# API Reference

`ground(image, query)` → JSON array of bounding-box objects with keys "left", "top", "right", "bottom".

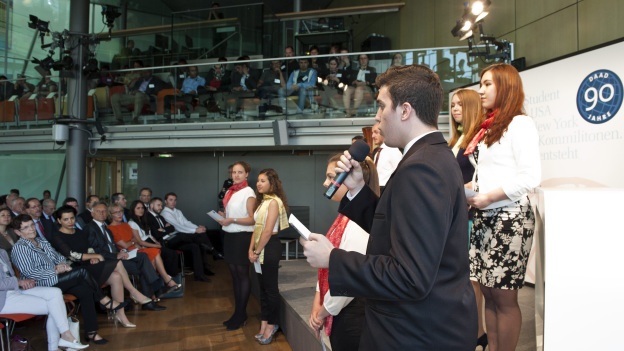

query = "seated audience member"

[
  {"left": 62, "top": 197, "right": 84, "bottom": 229},
  {"left": 318, "top": 57, "right": 345, "bottom": 112},
  {"left": 0, "top": 75, "right": 15, "bottom": 101},
  {"left": 42, "top": 189, "right": 52, "bottom": 201},
  {"left": 228, "top": 57, "right": 260, "bottom": 116},
  {"left": 309, "top": 46, "right": 327, "bottom": 75},
  {"left": 35, "top": 71, "right": 58, "bottom": 98},
  {"left": 337, "top": 49, "right": 354, "bottom": 72},
  {"left": 108, "top": 201, "right": 181, "bottom": 290},
  {"left": 86, "top": 202, "right": 166, "bottom": 311},
  {"left": 391, "top": 52, "right": 404, "bottom": 66},
  {"left": 146, "top": 197, "right": 212, "bottom": 282},
  {"left": 139, "top": 187, "right": 152, "bottom": 209},
  {"left": 163, "top": 65, "right": 205, "bottom": 121},
  {"left": 0, "top": 248, "right": 89, "bottom": 350},
  {"left": 111, "top": 192, "right": 130, "bottom": 222},
  {"left": 282, "top": 46, "right": 299, "bottom": 78},
  {"left": 50, "top": 205, "right": 151, "bottom": 328},
  {"left": 160, "top": 192, "right": 223, "bottom": 270},
  {"left": 111, "top": 68, "right": 168, "bottom": 125},
  {"left": 281, "top": 58, "right": 318, "bottom": 114},
  {"left": 78, "top": 195, "right": 99, "bottom": 228},
  {"left": 115, "top": 60, "right": 143, "bottom": 88},
  {"left": 25, "top": 198, "right": 50, "bottom": 240},
  {"left": 0, "top": 195, "right": 7, "bottom": 210},
  {"left": 167, "top": 59, "right": 188, "bottom": 89},
  {"left": 11, "top": 214, "right": 126, "bottom": 344},
  {"left": 343, "top": 54, "right": 376, "bottom": 117},
  {"left": 120, "top": 39, "right": 141, "bottom": 57},
  {"left": 97, "top": 65, "right": 117, "bottom": 87},
  {"left": 13, "top": 76, "right": 35, "bottom": 99},
  {"left": 256, "top": 60, "right": 287, "bottom": 113},
  {"left": 9, "top": 196, "right": 26, "bottom": 217},
  {"left": 42, "top": 199, "right": 57, "bottom": 223},
  {"left": 0, "top": 208, "right": 18, "bottom": 255},
  {"left": 200, "top": 57, "right": 231, "bottom": 112}
]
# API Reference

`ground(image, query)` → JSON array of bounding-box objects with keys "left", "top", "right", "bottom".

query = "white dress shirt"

[
  {"left": 161, "top": 207, "right": 198, "bottom": 234},
  {"left": 374, "top": 143, "right": 402, "bottom": 186},
  {"left": 222, "top": 187, "right": 255, "bottom": 233},
  {"left": 471, "top": 115, "right": 541, "bottom": 210}
]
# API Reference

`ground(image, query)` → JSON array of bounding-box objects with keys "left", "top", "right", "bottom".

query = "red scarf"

[
  {"left": 223, "top": 180, "right": 248, "bottom": 209},
  {"left": 464, "top": 109, "right": 498, "bottom": 155},
  {"left": 318, "top": 214, "right": 350, "bottom": 336}
]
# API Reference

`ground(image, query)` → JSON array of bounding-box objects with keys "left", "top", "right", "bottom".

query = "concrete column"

[{"left": 65, "top": 0, "right": 89, "bottom": 211}]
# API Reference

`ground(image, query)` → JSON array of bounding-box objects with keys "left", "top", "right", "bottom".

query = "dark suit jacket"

[
  {"left": 347, "top": 66, "right": 377, "bottom": 87},
  {"left": 229, "top": 68, "right": 260, "bottom": 92},
  {"left": 130, "top": 76, "right": 169, "bottom": 96},
  {"left": 145, "top": 211, "right": 175, "bottom": 242},
  {"left": 329, "top": 131, "right": 477, "bottom": 350},
  {"left": 86, "top": 221, "right": 119, "bottom": 261},
  {"left": 78, "top": 210, "right": 93, "bottom": 226}
]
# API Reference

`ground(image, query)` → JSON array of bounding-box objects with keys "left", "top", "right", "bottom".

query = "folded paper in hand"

[
  {"left": 207, "top": 210, "right": 225, "bottom": 222},
  {"left": 289, "top": 213, "right": 310, "bottom": 240}
]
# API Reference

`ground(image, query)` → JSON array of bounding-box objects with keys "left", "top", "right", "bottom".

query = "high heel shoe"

[
  {"left": 165, "top": 277, "right": 182, "bottom": 290},
  {"left": 130, "top": 295, "right": 152, "bottom": 305},
  {"left": 85, "top": 331, "right": 108, "bottom": 345},
  {"left": 114, "top": 314, "right": 137, "bottom": 328},
  {"left": 99, "top": 299, "right": 127, "bottom": 319},
  {"left": 258, "top": 325, "right": 279, "bottom": 345},
  {"left": 477, "top": 333, "right": 488, "bottom": 350}
]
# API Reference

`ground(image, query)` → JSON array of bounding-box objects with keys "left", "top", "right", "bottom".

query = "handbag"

[
  {"left": 67, "top": 315, "right": 81, "bottom": 342},
  {"left": 10, "top": 334, "right": 31, "bottom": 351}
]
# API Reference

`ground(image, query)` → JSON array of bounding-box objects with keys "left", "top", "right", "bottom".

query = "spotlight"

[
  {"left": 451, "top": 1, "right": 490, "bottom": 40},
  {"left": 28, "top": 15, "right": 50, "bottom": 33},
  {"left": 101, "top": 6, "right": 121, "bottom": 29},
  {"left": 460, "top": 30, "right": 473, "bottom": 41}
]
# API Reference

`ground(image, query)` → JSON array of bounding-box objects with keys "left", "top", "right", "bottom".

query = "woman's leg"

[
  {"left": 114, "top": 260, "right": 149, "bottom": 301},
  {"left": 351, "top": 86, "right": 366, "bottom": 113},
  {"left": 152, "top": 253, "right": 177, "bottom": 287},
  {"left": 105, "top": 271, "right": 131, "bottom": 324},
  {"left": 227, "top": 263, "right": 250, "bottom": 324},
  {"left": 260, "top": 236, "right": 282, "bottom": 339},
  {"left": 481, "top": 285, "right": 521, "bottom": 351},
  {"left": 343, "top": 88, "right": 353, "bottom": 115},
  {"left": 472, "top": 280, "right": 486, "bottom": 338}
]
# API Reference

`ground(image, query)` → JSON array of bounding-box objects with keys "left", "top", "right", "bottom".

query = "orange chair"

[
  {"left": 108, "top": 85, "right": 126, "bottom": 107},
  {"left": 0, "top": 100, "right": 17, "bottom": 123},
  {"left": 157, "top": 89, "right": 184, "bottom": 115},
  {"left": 18, "top": 98, "right": 36, "bottom": 123},
  {"left": 0, "top": 314, "right": 37, "bottom": 351}
]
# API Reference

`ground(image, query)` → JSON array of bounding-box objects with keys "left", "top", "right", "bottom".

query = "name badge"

[
  {"left": 274, "top": 78, "right": 281, "bottom": 84},
  {"left": 281, "top": 65, "right": 286, "bottom": 70},
  {"left": 41, "top": 84, "right": 47, "bottom": 88},
  {"left": 148, "top": 84, "right": 155, "bottom": 88},
  {"left": 363, "top": 70, "right": 370, "bottom": 74},
  {"left": 336, "top": 73, "right": 342, "bottom": 78},
  {"left": 302, "top": 76, "right": 308, "bottom": 81},
  {"left": 179, "top": 74, "right": 185, "bottom": 79}
]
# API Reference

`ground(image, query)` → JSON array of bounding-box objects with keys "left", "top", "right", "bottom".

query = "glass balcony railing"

[{"left": 0, "top": 45, "right": 511, "bottom": 129}]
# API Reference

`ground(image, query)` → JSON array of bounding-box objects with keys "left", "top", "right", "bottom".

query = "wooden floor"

[{"left": 15, "top": 260, "right": 293, "bottom": 351}]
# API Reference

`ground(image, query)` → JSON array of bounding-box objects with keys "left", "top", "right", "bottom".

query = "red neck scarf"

[
  {"left": 464, "top": 109, "right": 498, "bottom": 155},
  {"left": 318, "top": 214, "right": 350, "bottom": 336},
  {"left": 223, "top": 180, "right": 248, "bottom": 209}
]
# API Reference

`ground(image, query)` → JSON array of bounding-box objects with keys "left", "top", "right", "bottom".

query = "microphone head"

[{"left": 349, "top": 140, "right": 370, "bottom": 162}]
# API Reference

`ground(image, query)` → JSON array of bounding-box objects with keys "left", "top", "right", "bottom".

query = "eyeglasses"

[{"left": 110, "top": 210, "right": 123, "bottom": 215}]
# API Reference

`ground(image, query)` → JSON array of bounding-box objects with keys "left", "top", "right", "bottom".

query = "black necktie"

[
  {"left": 156, "top": 216, "right": 164, "bottom": 229},
  {"left": 101, "top": 223, "right": 116, "bottom": 253}
]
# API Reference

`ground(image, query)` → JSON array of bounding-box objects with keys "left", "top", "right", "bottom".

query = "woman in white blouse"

[
  {"left": 216, "top": 161, "right": 256, "bottom": 331},
  {"left": 308, "top": 154, "right": 379, "bottom": 351},
  {"left": 464, "top": 63, "right": 541, "bottom": 351}
]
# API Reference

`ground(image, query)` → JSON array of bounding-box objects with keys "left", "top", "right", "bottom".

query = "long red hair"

[{"left": 466, "top": 63, "right": 525, "bottom": 147}]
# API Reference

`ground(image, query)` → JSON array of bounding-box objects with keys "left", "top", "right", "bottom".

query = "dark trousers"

[
  {"left": 166, "top": 233, "right": 208, "bottom": 279},
  {"left": 55, "top": 267, "right": 105, "bottom": 333},
  {"left": 147, "top": 238, "right": 179, "bottom": 275},
  {"left": 163, "top": 94, "right": 194, "bottom": 117},
  {"left": 121, "top": 252, "right": 159, "bottom": 296},
  {"left": 256, "top": 235, "right": 281, "bottom": 325},
  {"left": 329, "top": 298, "right": 366, "bottom": 351}
]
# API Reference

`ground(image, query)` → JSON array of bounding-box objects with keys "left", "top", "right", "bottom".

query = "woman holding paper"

[
  {"left": 108, "top": 203, "right": 181, "bottom": 292},
  {"left": 465, "top": 63, "right": 540, "bottom": 351},
  {"left": 216, "top": 161, "right": 256, "bottom": 331},
  {"left": 249, "top": 168, "right": 289, "bottom": 345},
  {"left": 51, "top": 205, "right": 146, "bottom": 328},
  {"left": 308, "top": 154, "right": 378, "bottom": 351}
]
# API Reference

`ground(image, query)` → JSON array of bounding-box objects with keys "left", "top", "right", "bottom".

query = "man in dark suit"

[
  {"left": 302, "top": 64, "right": 477, "bottom": 350},
  {"left": 110, "top": 67, "right": 169, "bottom": 125},
  {"left": 77, "top": 195, "right": 99, "bottom": 229},
  {"left": 86, "top": 202, "right": 166, "bottom": 311},
  {"left": 145, "top": 197, "right": 211, "bottom": 282}
]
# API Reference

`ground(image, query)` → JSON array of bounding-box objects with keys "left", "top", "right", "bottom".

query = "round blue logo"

[{"left": 576, "top": 69, "right": 622, "bottom": 124}]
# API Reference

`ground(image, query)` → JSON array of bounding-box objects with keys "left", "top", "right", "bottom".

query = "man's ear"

[{"left": 400, "top": 102, "right": 412, "bottom": 121}]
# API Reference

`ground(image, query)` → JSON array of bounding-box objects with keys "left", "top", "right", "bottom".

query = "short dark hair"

[
  {"left": 55, "top": 205, "right": 77, "bottom": 221},
  {"left": 11, "top": 214, "right": 32, "bottom": 231},
  {"left": 298, "top": 58, "right": 311, "bottom": 64},
  {"left": 352, "top": 135, "right": 366, "bottom": 143},
  {"left": 149, "top": 197, "right": 163, "bottom": 205},
  {"left": 111, "top": 193, "right": 124, "bottom": 204},
  {"left": 309, "top": 45, "right": 319, "bottom": 53},
  {"left": 25, "top": 198, "right": 40, "bottom": 208},
  {"left": 375, "top": 64, "right": 443, "bottom": 128},
  {"left": 139, "top": 187, "right": 152, "bottom": 196},
  {"left": 86, "top": 194, "right": 99, "bottom": 204},
  {"left": 235, "top": 56, "right": 250, "bottom": 68},
  {"left": 10, "top": 189, "right": 19, "bottom": 195},
  {"left": 62, "top": 197, "right": 79, "bottom": 206},
  {"left": 164, "top": 192, "right": 177, "bottom": 201},
  {"left": 218, "top": 57, "right": 228, "bottom": 62}
]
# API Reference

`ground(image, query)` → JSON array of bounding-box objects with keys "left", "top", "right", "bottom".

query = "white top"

[
  {"left": 128, "top": 220, "right": 149, "bottom": 241},
  {"left": 374, "top": 143, "right": 402, "bottom": 186},
  {"left": 161, "top": 207, "right": 198, "bottom": 233},
  {"left": 222, "top": 187, "right": 256, "bottom": 233},
  {"left": 471, "top": 115, "right": 541, "bottom": 210},
  {"left": 253, "top": 199, "right": 279, "bottom": 233},
  {"left": 315, "top": 219, "right": 369, "bottom": 316},
  {"left": 452, "top": 134, "right": 465, "bottom": 157}
]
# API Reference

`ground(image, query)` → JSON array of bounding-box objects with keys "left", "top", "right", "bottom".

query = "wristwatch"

[{"left": 234, "top": 218, "right": 237, "bottom": 223}]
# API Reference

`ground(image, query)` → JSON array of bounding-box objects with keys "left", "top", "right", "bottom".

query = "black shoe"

[
  {"left": 211, "top": 248, "right": 225, "bottom": 260},
  {"left": 141, "top": 302, "right": 166, "bottom": 311},
  {"left": 204, "top": 269, "right": 216, "bottom": 276},
  {"left": 194, "top": 276, "right": 211, "bottom": 282}
]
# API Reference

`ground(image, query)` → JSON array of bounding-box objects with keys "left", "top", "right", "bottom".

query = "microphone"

[{"left": 324, "top": 140, "right": 371, "bottom": 199}]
